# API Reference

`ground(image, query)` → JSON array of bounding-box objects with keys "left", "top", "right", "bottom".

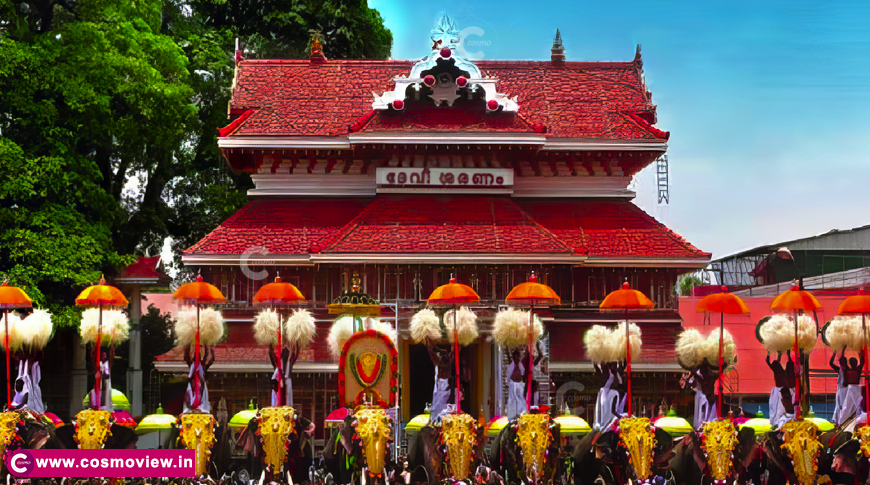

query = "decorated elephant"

[
  {"left": 55, "top": 409, "right": 137, "bottom": 450},
  {"left": 321, "top": 406, "right": 394, "bottom": 485},
  {"left": 0, "top": 408, "right": 66, "bottom": 477},
  {"left": 759, "top": 420, "right": 858, "bottom": 485},
  {"left": 235, "top": 406, "right": 314, "bottom": 484},
  {"left": 407, "top": 413, "right": 486, "bottom": 484},
  {"left": 668, "top": 422, "right": 760, "bottom": 485},
  {"left": 573, "top": 419, "right": 675, "bottom": 485},
  {"left": 488, "top": 411, "right": 562, "bottom": 485}
]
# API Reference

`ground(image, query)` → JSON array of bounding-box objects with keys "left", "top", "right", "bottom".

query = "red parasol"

[
  {"left": 599, "top": 281, "right": 654, "bottom": 416},
  {"left": 0, "top": 281, "right": 32, "bottom": 407},
  {"left": 76, "top": 276, "right": 128, "bottom": 410},
  {"left": 837, "top": 289, "right": 870, "bottom": 419},
  {"left": 696, "top": 287, "right": 750, "bottom": 419},
  {"left": 428, "top": 275, "right": 480, "bottom": 414},
  {"left": 506, "top": 272, "right": 560, "bottom": 411},
  {"left": 173, "top": 275, "right": 227, "bottom": 384},
  {"left": 770, "top": 286, "right": 821, "bottom": 419},
  {"left": 252, "top": 274, "right": 305, "bottom": 407}
]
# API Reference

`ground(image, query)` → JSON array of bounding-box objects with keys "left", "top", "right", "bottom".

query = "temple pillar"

[
  {"left": 127, "top": 285, "right": 143, "bottom": 415},
  {"left": 70, "top": 333, "right": 88, "bottom": 417}
]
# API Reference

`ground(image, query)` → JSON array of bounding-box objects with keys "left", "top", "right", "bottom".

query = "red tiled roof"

[
  {"left": 186, "top": 196, "right": 708, "bottom": 260},
  {"left": 116, "top": 256, "right": 171, "bottom": 283},
  {"left": 226, "top": 59, "right": 666, "bottom": 140},
  {"left": 515, "top": 199, "right": 710, "bottom": 259},
  {"left": 326, "top": 195, "right": 571, "bottom": 253},
  {"left": 184, "top": 198, "right": 372, "bottom": 255}
]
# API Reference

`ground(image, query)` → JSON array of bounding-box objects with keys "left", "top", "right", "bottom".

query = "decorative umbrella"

[
  {"left": 770, "top": 286, "right": 822, "bottom": 418},
  {"left": 553, "top": 411, "right": 591, "bottom": 436},
  {"left": 81, "top": 388, "right": 131, "bottom": 411},
  {"left": 599, "top": 281, "right": 654, "bottom": 415},
  {"left": 328, "top": 272, "right": 381, "bottom": 332},
  {"left": 506, "top": 272, "right": 560, "bottom": 411},
  {"left": 112, "top": 410, "right": 137, "bottom": 428},
  {"left": 837, "top": 289, "right": 870, "bottom": 419},
  {"left": 325, "top": 407, "right": 351, "bottom": 425},
  {"left": 485, "top": 416, "right": 509, "bottom": 438},
  {"left": 404, "top": 413, "right": 431, "bottom": 433},
  {"left": 135, "top": 406, "right": 176, "bottom": 449},
  {"left": 0, "top": 281, "right": 32, "bottom": 406},
  {"left": 696, "top": 287, "right": 750, "bottom": 419},
  {"left": 739, "top": 418, "right": 772, "bottom": 433},
  {"left": 173, "top": 274, "right": 226, "bottom": 378},
  {"left": 253, "top": 274, "right": 306, "bottom": 407},
  {"left": 652, "top": 413, "right": 693, "bottom": 437},
  {"left": 76, "top": 277, "right": 128, "bottom": 410},
  {"left": 803, "top": 408, "right": 834, "bottom": 432},
  {"left": 428, "top": 275, "right": 480, "bottom": 414},
  {"left": 229, "top": 401, "right": 258, "bottom": 429}
]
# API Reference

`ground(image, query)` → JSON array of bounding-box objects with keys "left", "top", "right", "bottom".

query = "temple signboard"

[{"left": 376, "top": 167, "right": 513, "bottom": 193}]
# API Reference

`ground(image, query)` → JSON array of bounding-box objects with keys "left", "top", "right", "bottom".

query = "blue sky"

[{"left": 368, "top": 0, "right": 870, "bottom": 259}]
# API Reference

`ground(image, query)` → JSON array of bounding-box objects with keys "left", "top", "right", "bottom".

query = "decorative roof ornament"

[
  {"left": 309, "top": 29, "right": 326, "bottom": 62},
  {"left": 551, "top": 29, "right": 565, "bottom": 63},
  {"left": 372, "top": 14, "right": 518, "bottom": 113}
]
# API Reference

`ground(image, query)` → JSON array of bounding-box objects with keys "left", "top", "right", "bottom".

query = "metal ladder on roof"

[{"left": 656, "top": 155, "right": 669, "bottom": 204}]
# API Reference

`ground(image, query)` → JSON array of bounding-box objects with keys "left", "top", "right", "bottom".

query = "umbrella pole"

[
  {"left": 793, "top": 309, "right": 800, "bottom": 419},
  {"left": 718, "top": 311, "right": 724, "bottom": 420},
  {"left": 454, "top": 304, "right": 460, "bottom": 414},
  {"left": 625, "top": 309, "right": 631, "bottom": 416},
  {"left": 4, "top": 310, "right": 9, "bottom": 407},
  {"left": 95, "top": 301, "right": 103, "bottom": 410},
  {"left": 277, "top": 308, "right": 283, "bottom": 407},
  {"left": 527, "top": 306, "right": 534, "bottom": 412}
]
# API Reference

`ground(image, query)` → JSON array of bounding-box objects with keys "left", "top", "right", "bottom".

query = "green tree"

[{"left": 678, "top": 274, "right": 704, "bottom": 297}]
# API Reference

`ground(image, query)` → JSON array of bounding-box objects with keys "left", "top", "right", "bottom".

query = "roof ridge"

[{"left": 320, "top": 197, "right": 381, "bottom": 252}]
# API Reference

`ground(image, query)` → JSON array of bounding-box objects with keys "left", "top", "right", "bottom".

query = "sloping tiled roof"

[
  {"left": 515, "top": 199, "right": 710, "bottom": 259},
  {"left": 224, "top": 59, "right": 666, "bottom": 140},
  {"left": 115, "top": 256, "right": 171, "bottom": 283},
  {"left": 186, "top": 196, "right": 707, "bottom": 260}
]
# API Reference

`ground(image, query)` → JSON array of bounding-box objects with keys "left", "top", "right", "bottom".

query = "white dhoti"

[
  {"left": 506, "top": 380, "right": 526, "bottom": 420},
  {"left": 693, "top": 390, "right": 716, "bottom": 429},
  {"left": 30, "top": 361, "right": 43, "bottom": 414},
  {"left": 772, "top": 388, "right": 795, "bottom": 428},
  {"left": 432, "top": 371, "right": 451, "bottom": 419},
  {"left": 594, "top": 374, "right": 618, "bottom": 429},
  {"left": 271, "top": 367, "right": 283, "bottom": 407},
  {"left": 769, "top": 387, "right": 785, "bottom": 428},
  {"left": 833, "top": 384, "right": 863, "bottom": 425},
  {"left": 284, "top": 377, "right": 293, "bottom": 407}
]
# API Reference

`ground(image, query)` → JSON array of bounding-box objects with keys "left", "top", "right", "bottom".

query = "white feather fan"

[
  {"left": 80, "top": 308, "right": 130, "bottom": 346},
  {"left": 175, "top": 306, "right": 225, "bottom": 348},
  {"left": 443, "top": 307, "right": 479, "bottom": 346},
  {"left": 610, "top": 321, "right": 642, "bottom": 362},
  {"left": 493, "top": 308, "right": 544, "bottom": 349},
  {"left": 410, "top": 309, "right": 441, "bottom": 344},
  {"left": 0, "top": 312, "right": 23, "bottom": 352},
  {"left": 703, "top": 329, "right": 737, "bottom": 367},
  {"left": 328, "top": 316, "right": 355, "bottom": 360},
  {"left": 825, "top": 316, "right": 865, "bottom": 352},
  {"left": 20, "top": 309, "right": 53, "bottom": 351},
  {"left": 253, "top": 308, "right": 281, "bottom": 346},
  {"left": 583, "top": 325, "right": 613, "bottom": 363},
  {"left": 759, "top": 315, "right": 795, "bottom": 353},
  {"left": 367, "top": 318, "right": 396, "bottom": 348},
  {"left": 284, "top": 309, "right": 316, "bottom": 351},
  {"left": 675, "top": 329, "right": 706, "bottom": 369}
]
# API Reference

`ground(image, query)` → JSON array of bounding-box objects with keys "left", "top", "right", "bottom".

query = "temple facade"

[{"left": 155, "top": 17, "right": 710, "bottom": 444}]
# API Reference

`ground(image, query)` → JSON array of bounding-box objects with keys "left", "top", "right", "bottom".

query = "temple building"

[{"left": 155, "top": 17, "right": 710, "bottom": 443}]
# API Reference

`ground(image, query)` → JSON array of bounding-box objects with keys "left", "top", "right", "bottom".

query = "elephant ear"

[
  {"left": 654, "top": 426, "right": 673, "bottom": 450},
  {"left": 573, "top": 429, "right": 600, "bottom": 461},
  {"left": 833, "top": 433, "right": 859, "bottom": 456}
]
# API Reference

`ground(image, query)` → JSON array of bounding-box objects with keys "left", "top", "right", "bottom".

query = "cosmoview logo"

[
  {"left": 455, "top": 16, "right": 499, "bottom": 61},
  {"left": 8, "top": 450, "right": 34, "bottom": 477}
]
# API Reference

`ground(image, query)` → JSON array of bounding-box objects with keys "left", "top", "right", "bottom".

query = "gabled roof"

[
  {"left": 223, "top": 59, "right": 667, "bottom": 140},
  {"left": 184, "top": 196, "right": 708, "bottom": 263},
  {"left": 114, "top": 255, "right": 171, "bottom": 286}
]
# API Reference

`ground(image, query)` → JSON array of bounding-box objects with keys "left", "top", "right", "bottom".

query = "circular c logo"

[{"left": 8, "top": 450, "right": 34, "bottom": 476}]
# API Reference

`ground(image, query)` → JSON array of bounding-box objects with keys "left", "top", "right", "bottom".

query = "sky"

[{"left": 368, "top": 0, "right": 870, "bottom": 260}]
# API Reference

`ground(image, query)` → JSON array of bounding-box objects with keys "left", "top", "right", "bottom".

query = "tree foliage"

[{"left": 0, "top": 0, "right": 392, "bottom": 324}]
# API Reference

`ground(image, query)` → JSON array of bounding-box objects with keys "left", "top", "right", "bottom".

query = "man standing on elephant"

[
  {"left": 427, "top": 342, "right": 454, "bottom": 419},
  {"left": 831, "top": 349, "right": 864, "bottom": 425}
]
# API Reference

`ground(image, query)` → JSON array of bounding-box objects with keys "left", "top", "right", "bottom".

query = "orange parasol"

[
  {"left": 506, "top": 272, "right": 560, "bottom": 411},
  {"left": 0, "top": 281, "right": 33, "bottom": 407},
  {"left": 696, "top": 287, "right": 750, "bottom": 418},
  {"left": 428, "top": 275, "right": 480, "bottom": 414},
  {"left": 76, "top": 276, "right": 128, "bottom": 410},
  {"left": 253, "top": 274, "right": 305, "bottom": 407},
  {"left": 770, "top": 285, "right": 821, "bottom": 419},
  {"left": 837, "top": 289, "right": 870, "bottom": 419},
  {"left": 173, "top": 275, "right": 227, "bottom": 380},
  {"left": 600, "top": 281, "right": 654, "bottom": 416}
]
